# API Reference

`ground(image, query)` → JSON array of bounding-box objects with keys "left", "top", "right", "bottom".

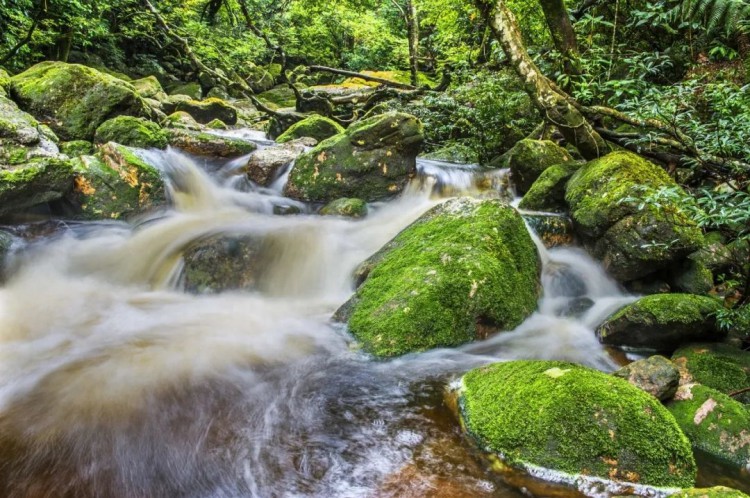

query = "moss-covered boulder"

[
  {"left": 670, "top": 258, "right": 715, "bottom": 295},
  {"left": 336, "top": 198, "right": 540, "bottom": 357},
  {"left": 168, "top": 82, "right": 202, "bottom": 100},
  {"left": 501, "top": 139, "right": 573, "bottom": 194},
  {"left": 0, "top": 68, "right": 11, "bottom": 97},
  {"left": 245, "top": 64, "right": 275, "bottom": 93},
  {"left": 518, "top": 161, "right": 580, "bottom": 212},
  {"left": 670, "top": 487, "right": 750, "bottom": 498},
  {"left": 672, "top": 344, "right": 750, "bottom": 404},
  {"left": 68, "top": 143, "right": 166, "bottom": 219},
  {"left": 597, "top": 294, "right": 724, "bottom": 352},
  {"left": 182, "top": 234, "right": 263, "bottom": 294},
  {"left": 276, "top": 115, "right": 344, "bottom": 143},
  {"left": 284, "top": 112, "right": 423, "bottom": 203},
  {"left": 166, "top": 129, "right": 256, "bottom": 158},
  {"left": 94, "top": 116, "right": 168, "bottom": 149},
  {"left": 421, "top": 143, "right": 479, "bottom": 164},
  {"left": 174, "top": 98, "right": 238, "bottom": 125},
  {"left": 163, "top": 111, "right": 201, "bottom": 131},
  {"left": 257, "top": 85, "right": 297, "bottom": 109},
  {"left": 565, "top": 151, "right": 704, "bottom": 282},
  {"left": 243, "top": 138, "right": 314, "bottom": 187},
  {"left": 206, "top": 118, "right": 228, "bottom": 130},
  {"left": 319, "top": 198, "right": 368, "bottom": 218},
  {"left": 668, "top": 384, "right": 750, "bottom": 491},
  {"left": 454, "top": 361, "right": 696, "bottom": 493},
  {"left": 10, "top": 61, "right": 148, "bottom": 141},
  {"left": 60, "top": 140, "right": 94, "bottom": 157},
  {"left": 131, "top": 75, "right": 166, "bottom": 100},
  {"left": 614, "top": 355, "right": 681, "bottom": 401},
  {"left": 0, "top": 95, "right": 75, "bottom": 216}
]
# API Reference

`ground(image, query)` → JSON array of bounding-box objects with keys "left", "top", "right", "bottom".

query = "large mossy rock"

[
  {"left": 503, "top": 139, "right": 573, "bottom": 194},
  {"left": 131, "top": 75, "right": 166, "bottom": 100},
  {"left": 276, "top": 115, "right": 344, "bottom": 144},
  {"left": 565, "top": 151, "right": 704, "bottom": 282},
  {"left": 243, "top": 138, "right": 313, "bottom": 187},
  {"left": 319, "top": 198, "right": 368, "bottom": 218},
  {"left": 518, "top": 161, "right": 580, "bottom": 212},
  {"left": 10, "top": 61, "right": 148, "bottom": 141},
  {"left": 174, "top": 98, "right": 238, "bottom": 125},
  {"left": 597, "top": 294, "right": 724, "bottom": 352},
  {"left": 166, "top": 129, "right": 256, "bottom": 158},
  {"left": 94, "top": 116, "right": 168, "bottom": 149},
  {"left": 0, "top": 68, "right": 11, "bottom": 97},
  {"left": 68, "top": 142, "right": 166, "bottom": 219},
  {"left": 455, "top": 361, "right": 697, "bottom": 492},
  {"left": 0, "top": 95, "right": 75, "bottom": 216},
  {"left": 668, "top": 384, "right": 750, "bottom": 491},
  {"left": 670, "top": 487, "right": 750, "bottom": 498},
  {"left": 284, "top": 112, "right": 423, "bottom": 203},
  {"left": 672, "top": 344, "right": 750, "bottom": 404},
  {"left": 336, "top": 198, "right": 540, "bottom": 358}
]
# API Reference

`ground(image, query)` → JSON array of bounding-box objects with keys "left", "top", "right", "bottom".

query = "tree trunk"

[
  {"left": 475, "top": 0, "right": 607, "bottom": 159},
  {"left": 405, "top": 0, "right": 420, "bottom": 86},
  {"left": 538, "top": 0, "right": 580, "bottom": 76}
]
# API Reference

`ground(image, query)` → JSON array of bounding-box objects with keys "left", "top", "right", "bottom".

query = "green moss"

[
  {"left": 519, "top": 161, "right": 581, "bottom": 212},
  {"left": 206, "top": 119, "right": 228, "bottom": 130},
  {"left": 276, "top": 115, "right": 344, "bottom": 143},
  {"left": 670, "top": 487, "right": 750, "bottom": 498},
  {"left": 168, "top": 82, "right": 202, "bottom": 99},
  {"left": 166, "top": 129, "right": 257, "bottom": 157},
  {"left": 343, "top": 198, "right": 540, "bottom": 357},
  {"left": 565, "top": 151, "right": 677, "bottom": 238},
  {"left": 597, "top": 294, "right": 724, "bottom": 351},
  {"left": 284, "top": 112, "right": 423, "bottom": 202},
  {"left": 94, "top": 116, "right": 168, "bottom": 149},
  {"left": 0, "top": 68, "right": 10, "bottom": 97},
  {"left": 131, "top": 76, "right": 165, "bottom": 100},
  {"left": 673, "top": 344, "right": 750, "bottom": 403},
  {"left": 257, "top": 86, "right": 297, "bottom": 109},
  {"left": 175, "top": 98, "right": 237, "bottom": 125},
  {"left": 319, "top": 198, "right": 368, "bottom": 218},
  {"left": 503, "top": 139, "right": 573, "bottom": 194},
  {"left": 459, "top": 360, "right": 696, "bottom": 488},
  {"left": 668, "top": 384, "right": 750, "bottom": 472},
  {"left": 0, "top": 157, "right": 75, "bottom": 215},
  {"left": 163, "top": 111, "right": 200, "bottom": 130},
  {"left": 60, "top": 140, "right": 94, "bottom": 157},
  {"left": 10, "top": 61, "right": 147, "bottom": 141},
  {"left": 421, "top": 143, "right": 480, "bottom": 164}
]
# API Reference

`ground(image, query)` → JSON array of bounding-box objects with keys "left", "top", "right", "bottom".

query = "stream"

[{"left": 0, "top": 136, "right": 636, "bottom": 497}]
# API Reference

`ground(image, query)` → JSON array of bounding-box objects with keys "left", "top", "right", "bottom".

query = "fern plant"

[{"left": 673, "top": 0, "right": 750, "bottom": 37}]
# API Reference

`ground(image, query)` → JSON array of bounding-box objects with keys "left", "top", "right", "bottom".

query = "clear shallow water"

[{"left": 0, "top": 147, "right": 632, "bottom": 497}]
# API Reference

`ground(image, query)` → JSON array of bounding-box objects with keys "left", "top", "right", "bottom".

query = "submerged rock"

[
  {"left": 166, "top": 130, "right": 256, "bottom": 158},
  {"left": 276, "top": 115, "right": 344, "bottom": 144},
  {"left": 518, "top": 161, "right": 580, "bottom": 212},
  {"left": 243, "top": 138, "right": 314, "bottom": 187},
  {"left": 597, "top": 294, "right": 724, "bottom": 352},
  {"left": 336, "top": 198, "right": 540, "bottom": 358},
  {"left": 182, "top": 234, "right": 264, "bottom": 294},
  {"left": 284, "top": 112, "right": 423, "bottom": 203},
  {"left": 672, "top": 344, "right": 750, "bottom": 404},
  {"left": 319, "top": 198, "right": 368, "bottom": 218},
  {"left": 614, "top": 355, "right": 680, "bottom": 401},
  {"left": 668, "top": 384, "right": 750, "bottom": 492},
  {"left": 68, "top": 143, "right": 166, "bottom": 219},
  {"left": 94, "top": 116, "right": 168, "bottom": 149},
  {"left": 10, "top": 61, "right": 148, "bottom": 141},
  {"left": 175, "top": 98, "right": 238, "bottom": 125},
  {"left": 502, "top": 139, "right": 573, "bottom": 194},
  {"left": 453, "top": 360, "right": 696, "bottom": 494},
  {"left": 566, "top": 151, "right": 704, "bottom": 282}
]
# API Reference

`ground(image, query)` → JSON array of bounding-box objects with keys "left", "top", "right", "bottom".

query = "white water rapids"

[{"left": 0, "top": 145, "right": 634, "bottom": 497}]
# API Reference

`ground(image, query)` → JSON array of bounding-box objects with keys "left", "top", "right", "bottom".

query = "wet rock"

[
  {"left": 131, "top": 75, "right": 166, "bottom": 101},
  {"left": 672, "top": 344, "right": 750, "bottom": 404},
  {"left": 245, "top": 63, "right": 275, "bottom": 93},
  {"left": 670, "top": 487, "right": 750, "bottom": 498},
  {"left": 670, "top": 258, "right": 715, "bottom": 295},
  {"left": 68, "top": 142, "right": 166, "bottom": 219},
  {"left": 336, "top": 198, "right": 540, "bottom": 358},
  {"left": 182, "top": 234, "right": 264, "bottom": 294},
  {"left": 273, "top": 204, "right": 301, "bottom": 216},
  {"left": 518, "top": 161, "right": 580, "bottom": 212},
  {"left": 566, "top": 151, "right": 704, "bottom": 282},
  {"left": 614, "top": 355, "right": 680, "bottom": 401},
  {"left": 319, "top": 198, "right": 368, "bottom": 218},
  {"left": 284, "top": 112, "right": 423, "bottom": 203},
  {"left": 166, "top": 130, "right": 257, "bottom": 158},
  {"left": 175, "top": 98, "right": 238, "bottom": 125},
  {"left": 94, "top": 116, "right": 168, "bottom": 149},
  {"left": 257, "top": 85, "right": 297, "bottom": 109},
  {"left": 596, "top": 294, "right": 724, "bottom": 352},
  {"left": 162, "top": 111, "right": 201, "bottom": 131},
  {"left": 243, "top": 138, "right": 314, "bottom": 187},
  {"left": 560, "top": 296, "right": 595, "bottom": 318},
  {"left": 10, "top": 61, "right": 149, "bottom": 141},
  {"left": 276, "top": 115, "right": 344, "bottom": 144},
  {"left": 168, "top": 81, "right": 202, "bottom": 100},
  {"left": 206, "top": 119, "right": 228, "bottom": 130},
  {"left": 500, "top": 139, "right": 573, "bottom": 194},
  {"left": 667, "top": 384, "right": 750, "bottom": 492},
  {"left": 421, "top": 143, "right": 479, "bottom": 164},
  {"left": 452, "top": 360, "right": 696, "bottom": 492},
  {"left": 0, "top": 95, "right": 75, "bottom": 216},
  {"left": 522, "top": 213, "right": 574, "bottom": 248}
]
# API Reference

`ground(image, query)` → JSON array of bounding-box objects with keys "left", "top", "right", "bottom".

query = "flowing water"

[{"left": 0, "top": 144, "right": 635, "bottom": 497}]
